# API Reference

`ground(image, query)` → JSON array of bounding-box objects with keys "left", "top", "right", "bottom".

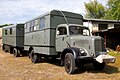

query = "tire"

[
  {"left": 10, "top": 47, "right": 13, "bottom": 54},
  {"left": 2, "top": 45, "right": 7, "bottom": 52},
  {"left": 64, "top": 53, "right": 75, "bottom": 74},
  {"left": 44, "top": 56, "right": 49, "bottom": 59},
  {"left": 60, "top": 59, "right": 64, "bottom": 66},
  {"left": 2, "top": 45, "right": 5, "bottom": 51},
  {"left": 30, "top": 50, "right": 40, "bottom": 63},
  {"left": 76, "top": 61, "right": 84, "bottom": 70},
  {"left": 93, "top": 61, "right": 105, "bottom": 70},
  {"left": 13, "top": 48, "right": 20, "bottom": 57}
]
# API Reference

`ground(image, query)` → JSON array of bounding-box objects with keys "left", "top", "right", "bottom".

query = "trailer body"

[{"left": 2, "top": 24, "right": 24, "bottom": 54}]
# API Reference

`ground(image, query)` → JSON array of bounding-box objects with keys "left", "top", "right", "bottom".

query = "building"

[
  {"left": 0, "top": 27, "right": 2, "bottom": 47},
  {"left": 84, "top": 19, "right": 120, "bottom": 50}
]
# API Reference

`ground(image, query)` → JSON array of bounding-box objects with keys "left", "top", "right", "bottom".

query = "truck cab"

[
  {"left": 56, "top": 24, "right": 103, "bottom": 58},
  {"left": 56, "top": 24, "right": 91, "bottom": 52},
  {"left": 56, "top": 24, "right": 115, "bottom": 74}
]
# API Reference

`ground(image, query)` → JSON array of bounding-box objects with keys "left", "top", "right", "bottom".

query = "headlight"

[
  {"left": 79, "top": 48, "right": 87, "bottom": 56},
  {"left": 80, "top": 49, "right": 85, "bottom": 53}
]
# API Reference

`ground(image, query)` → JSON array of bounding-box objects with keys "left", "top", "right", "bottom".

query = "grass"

[
  {"left": 108, "top": 51, "right": 120, "bottom": 56},
  {"left": 0, "top": 49, "right": 120, "bottom": 80},
  {"left": 107, "top": 50, "right": 120, "bottom": 73}
]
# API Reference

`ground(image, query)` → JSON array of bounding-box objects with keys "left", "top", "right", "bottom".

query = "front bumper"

[{"left": 95, "top": 54, "right": 116, "bottom": 63}]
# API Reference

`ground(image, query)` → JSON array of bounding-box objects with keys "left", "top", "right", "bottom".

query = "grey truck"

[{"left": 2, "top": 10, "right": 115, "bottom": 74}]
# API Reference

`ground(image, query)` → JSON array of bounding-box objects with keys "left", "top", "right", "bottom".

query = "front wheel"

[
  {"left": 64, "top": 53, "right": 75, "bottom": 74},
  {"left": 30, "top": 50, "right": 40, "bottom": 63},
  {"left": 93, "top": 61, "right": 105, "bottom": 70}
]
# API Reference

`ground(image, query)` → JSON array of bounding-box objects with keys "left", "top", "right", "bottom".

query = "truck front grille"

[{"left": 94, "top": 38, "right": 105, "bottom": 55}]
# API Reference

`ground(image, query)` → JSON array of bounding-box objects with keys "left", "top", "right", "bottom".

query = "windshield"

[{"left": 69, "top": 26, "right": 90, "bottom": 36}]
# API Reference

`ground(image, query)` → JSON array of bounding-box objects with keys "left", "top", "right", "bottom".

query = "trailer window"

[
  {"left": 24, "top": 24, "right": 27, "bottom": 29},
  {"left": 25, "top": 23, "right": 30, "bottom": 31},
  {"left": 5, "top": 29, "right": 7, "bottom": 35},
  {"left": 58, "top": 27, "right": 67, "bottom": 35},
  {"left": 34, "top": 19, "right": 39, "bottom": 30},
  {"left": 29, "top": 27, "right": 34, "bottom": 32},
  {"left": 32, "top": 20, "right": 35, "bottom": 30},
  {"left": 39, "top": 18, "right": 45, "bottom": 30},
  {"left": 29, "top": 21, "right": 34, "bottom": 32},
  {"left": 10, "top": 28, "right": 12, "bottom": 35},
  {"left": 35, "top": 19, "right": 39, "bottom": 26}
]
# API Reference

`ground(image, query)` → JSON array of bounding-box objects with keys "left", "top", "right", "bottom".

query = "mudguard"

[{"left": 62, "top": 47, "right": 80, "bottom": 59}]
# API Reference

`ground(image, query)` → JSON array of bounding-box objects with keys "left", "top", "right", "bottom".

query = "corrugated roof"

[
  {"left": 84, "top": 19, "right": 120, "bottom": 23},
  {"left": 93, "top": 26, "right": 120, "bottom": 33}
]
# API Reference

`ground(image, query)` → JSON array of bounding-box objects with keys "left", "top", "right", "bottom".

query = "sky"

[{"left": 0, "top": 0, "right": 107, "bottom": 24}]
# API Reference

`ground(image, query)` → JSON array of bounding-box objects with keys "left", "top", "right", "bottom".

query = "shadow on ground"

[
  {"left": 74, "top": 63, "right": 119, "bottom": 74},
  {"left": 39, "top": 58, "right": 119, "bottom": 74}
]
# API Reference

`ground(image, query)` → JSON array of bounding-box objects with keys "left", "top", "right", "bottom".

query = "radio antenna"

[{"left": 57, "top": 10, "right": 69, "bottom": 25}]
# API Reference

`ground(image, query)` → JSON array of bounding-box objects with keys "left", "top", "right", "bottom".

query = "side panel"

[
  {"left": 2, "top": 26, "right": 16, "bottom": 46},
  {"left": 24, "top": 29, "right": 56, "bottom": 55},
  {"left": 24, "top": 15, "right": 56, "bottom": 55}
]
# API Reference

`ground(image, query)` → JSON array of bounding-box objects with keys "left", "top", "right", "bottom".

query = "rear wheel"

[
  {"left": 93, "top": 61, "right": 105, "bottom": 70},
  {"left": 13, "top": 48, "right": 20, "bottom": 57},
  {"left": 44, "top": 56, "right": 49, "bottom": 59},
  {"left": 10, "top": 47, "right": 13, "bottom": 54},
  {"left": 3, "top": 45, "right": 8, "bottom": 52},
  {"left": 2, "top": 45, "right": 5, "bottom": 51},
  {"left": 64, "top": 53, "right": 75, "bottom": 74},
  {"left": 30, "top": 50, "right": 40, "bottom": 63}
]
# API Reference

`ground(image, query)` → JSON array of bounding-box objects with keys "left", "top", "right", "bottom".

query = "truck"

[{"left": 2, "top": 10, "right": 115, "bottom": 74}]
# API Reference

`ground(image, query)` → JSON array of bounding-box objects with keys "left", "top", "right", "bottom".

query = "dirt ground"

[{"left": 0, "top": 49, "right": 120, "bottom": 80}]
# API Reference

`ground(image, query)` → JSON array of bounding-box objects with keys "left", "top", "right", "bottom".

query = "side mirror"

[{"left": 57, "top": 31, "right": 60, "bottom": 35}]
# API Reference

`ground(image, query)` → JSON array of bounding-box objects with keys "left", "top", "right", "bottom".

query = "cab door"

[{"left": 56, "top": 26, "right": 69, "bottom": 52}]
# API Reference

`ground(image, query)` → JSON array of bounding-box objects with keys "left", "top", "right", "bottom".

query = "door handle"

[
  {"left": 32, "top": 35, "right": 33, "bottom": 39},
  {"left": 62, "top": 37, "right": 64, "bottom": 41}
]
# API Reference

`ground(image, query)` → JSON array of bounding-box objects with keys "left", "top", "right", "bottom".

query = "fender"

[{"left": 61, "top": 47, "right": 80, "bottom": 59}]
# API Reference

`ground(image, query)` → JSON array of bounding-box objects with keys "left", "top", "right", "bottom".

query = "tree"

[
  {"left": 104, "top": 0, "right": 120, "bottom": 20},
  {"left": 84, "top": 0, "right": 105, "bottom": 19},
  {"left": 0, "top": 24, "right": 13, "bottom": 27}
]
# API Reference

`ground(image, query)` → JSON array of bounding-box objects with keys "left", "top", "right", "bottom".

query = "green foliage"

[
  {"left": 84, "top": 0, "right": 105, "bottom": 19},
  {"left": 104, "top": 0, "right": 120, "bottom": 20},
  {"left": 0, "top": 24, "right": 13, "bottom": 27},
  {"left": 108, "top": 51, "right": 120, "bottom": 56}
]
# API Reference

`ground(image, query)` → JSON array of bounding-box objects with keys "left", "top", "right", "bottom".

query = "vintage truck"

[
  {"left": 24, "top": 10, "right": 115, "bottom": 74},
  {"left": 2, "top": 10, "right": 115, "bottom": 74}
]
